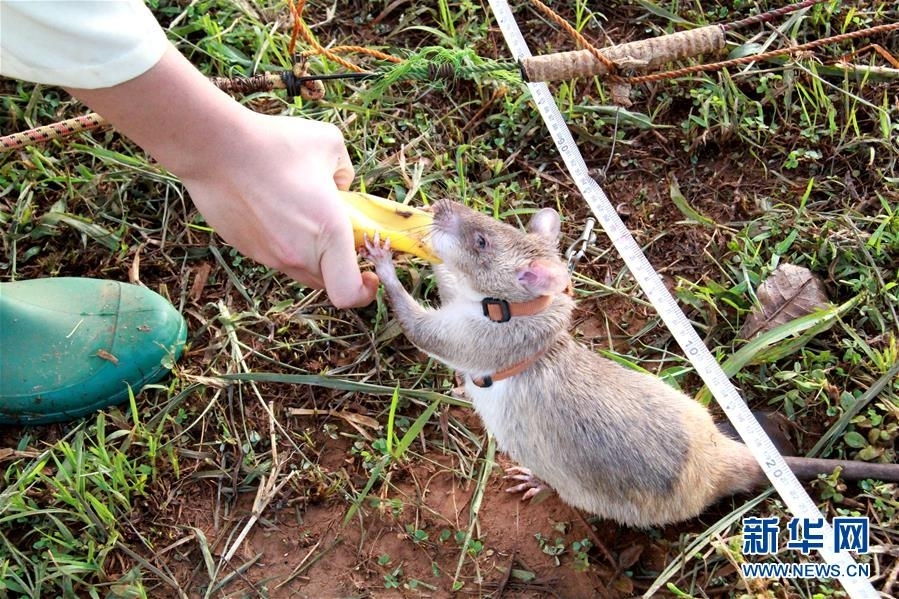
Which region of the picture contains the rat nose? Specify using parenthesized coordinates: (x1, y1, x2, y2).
(432, 198, 451, 216)
(432, 199, 457, 229)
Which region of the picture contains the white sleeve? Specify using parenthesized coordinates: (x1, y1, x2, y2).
(0, 0, 169, 89)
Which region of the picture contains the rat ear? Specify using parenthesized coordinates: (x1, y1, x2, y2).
(527, 208, 561, 241)
(517, 258, 569, 295)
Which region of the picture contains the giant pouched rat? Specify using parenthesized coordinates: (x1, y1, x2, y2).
(363, 199, 899, 527)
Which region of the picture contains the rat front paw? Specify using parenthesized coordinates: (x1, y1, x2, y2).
(362, 232, 395, 271)
(503, 466, 554, 504)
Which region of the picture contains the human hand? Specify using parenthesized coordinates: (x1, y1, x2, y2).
(179, 112, 379, 308)
(68, 45, 378, 309)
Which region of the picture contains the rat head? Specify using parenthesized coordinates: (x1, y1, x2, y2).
(429, 199, 569, 301)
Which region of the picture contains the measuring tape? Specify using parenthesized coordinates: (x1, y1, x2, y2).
(485, 2, 876, 597)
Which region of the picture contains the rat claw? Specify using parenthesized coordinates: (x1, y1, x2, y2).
(503, 466, 552, 503)
(363, 231, 392, 255)
(362, 231, 395, 265)
(504, 481, 535, 494)
(504, 466, 533, 477)
(520, 487, 545, 502)
(503, 473, 532, 484)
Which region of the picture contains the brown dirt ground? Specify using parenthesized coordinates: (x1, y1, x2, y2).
(144, 411, 725, 599)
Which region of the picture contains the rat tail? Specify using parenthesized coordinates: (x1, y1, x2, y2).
(784, 456, 899, 483)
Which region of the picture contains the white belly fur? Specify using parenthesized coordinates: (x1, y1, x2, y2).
(464, 378, 510, 447)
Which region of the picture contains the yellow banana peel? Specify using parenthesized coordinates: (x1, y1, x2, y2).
(340, 191, 440, 263)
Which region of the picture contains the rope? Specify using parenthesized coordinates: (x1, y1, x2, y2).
(0, 113, 107, 151)
(628, 21, 899, 84)
(364, 46, 520, 96)
(208, 72, 283, 95)
(0, 0, 405, 150)
(529, 0, 621, 79)
(722, 0, 828, 31)
(0, 68, 362, 151)
(287, 0, 392, 73)
(2, 0, 895, 150)
(285, 0, 304, 56)
(520, 25, 726, 84)
(312, 45, 402, 64)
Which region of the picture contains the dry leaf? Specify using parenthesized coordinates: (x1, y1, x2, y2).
(610, 574, 635, 595)
(128, 243, 142, 285)
(287, 408, 382, 440)
(190, 262, 212, 304)
(617, 544, 644, 570)
(740, 263, 830, 339)
(0, 448, 42, 462)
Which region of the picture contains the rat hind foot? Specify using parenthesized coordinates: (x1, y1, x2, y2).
(503, 466, 554, 504)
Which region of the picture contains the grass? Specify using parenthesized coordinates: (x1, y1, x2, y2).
(1, 0, 898, 596)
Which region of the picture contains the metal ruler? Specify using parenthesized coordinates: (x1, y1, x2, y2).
(485, 1, 876, 597)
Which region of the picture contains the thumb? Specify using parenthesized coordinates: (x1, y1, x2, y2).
(323, 263, 379, 309)
(333, 146, 355, 191)
(334, 161, 355, 191)
(318, 221, 379, 308)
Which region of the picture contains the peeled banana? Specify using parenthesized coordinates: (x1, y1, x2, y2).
(339, 191, 439, 263)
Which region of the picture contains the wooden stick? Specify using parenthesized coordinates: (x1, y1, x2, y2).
(520, 25, 726, 82)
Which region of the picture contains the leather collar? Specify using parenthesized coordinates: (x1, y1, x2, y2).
(471, 346, 548, 388)
(472, 286, 570, 387)
(481, 295, 553, 323)
(481, 280, 574, 323)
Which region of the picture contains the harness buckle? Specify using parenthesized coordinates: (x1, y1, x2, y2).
(482, 297, 512, 323)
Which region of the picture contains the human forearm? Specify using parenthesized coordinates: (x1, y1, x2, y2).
(65, 44, 247, 179)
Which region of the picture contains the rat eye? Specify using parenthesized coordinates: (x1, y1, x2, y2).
(475, 233, 489, 250)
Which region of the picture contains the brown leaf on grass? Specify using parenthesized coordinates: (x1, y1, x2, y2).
(287, 408, 381, 440)
(189, 262, 212, 304)
(617, 544, 644, 570)
(740, 263, 830, 339)
(0, 448, 42, 462)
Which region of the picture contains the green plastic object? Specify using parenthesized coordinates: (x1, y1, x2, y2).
(0, 277, 187, 425)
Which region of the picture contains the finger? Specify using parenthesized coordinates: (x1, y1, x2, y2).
(325, 267, 379, 309)
(333, 147, 355, 191)
(320, 225, 379, 309)
(361, 270, 380, 294)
